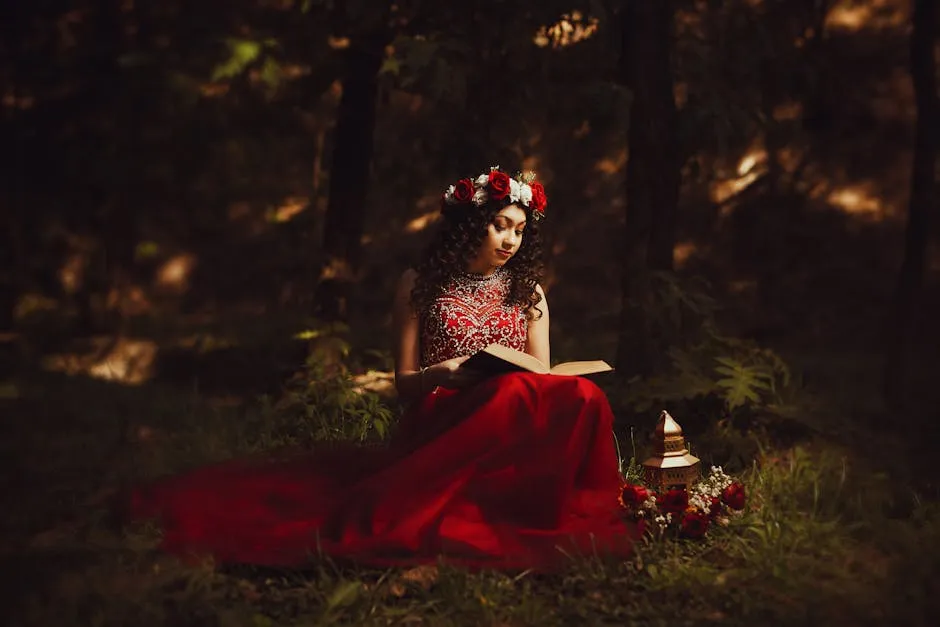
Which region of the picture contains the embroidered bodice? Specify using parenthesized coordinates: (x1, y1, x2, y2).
(420, 268, 528, 367)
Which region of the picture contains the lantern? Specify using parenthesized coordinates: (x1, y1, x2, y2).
(641, 410, 701, 492)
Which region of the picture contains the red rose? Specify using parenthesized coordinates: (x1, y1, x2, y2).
(528, 182, 548, 212)
(659, 488, 689, 514)
(619, 483, 649, 510)
(680, 510, 710, 539)
(708, 496, 721, 518)
(721, 482, 746, 511)
(453, 178, 475, 203)
(488, 170, 511, 200)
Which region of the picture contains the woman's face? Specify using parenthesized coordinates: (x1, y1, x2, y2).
(467, 204, 527, 275)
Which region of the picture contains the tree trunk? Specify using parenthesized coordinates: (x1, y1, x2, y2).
(615, 0, 681, 380)
(315, 30, 387, 322)
(884, 0, 938, 410)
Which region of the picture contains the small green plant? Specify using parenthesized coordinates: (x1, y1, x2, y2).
(274, 353, 395, 444)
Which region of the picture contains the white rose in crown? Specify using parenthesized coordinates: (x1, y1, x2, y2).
(472, 188, 488, 206)
(518, 183, 533, 207)
(508, 178, 522, 203)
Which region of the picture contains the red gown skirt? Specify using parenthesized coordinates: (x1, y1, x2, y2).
(128, 372, 637, 571)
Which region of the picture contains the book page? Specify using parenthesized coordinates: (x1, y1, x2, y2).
(470, 343, 549, 374)
(462, 344, 611, 377)
(548, 360, 613, 377)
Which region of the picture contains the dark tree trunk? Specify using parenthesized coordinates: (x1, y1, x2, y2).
(314, 31, 387, 322)
(0, 5, 22, 333)
(615, 0, 681, 380)
(884, 0, 938, 410)
(77, 0, 133, 335)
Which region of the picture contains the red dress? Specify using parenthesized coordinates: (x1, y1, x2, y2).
(128, 269, 637, 571)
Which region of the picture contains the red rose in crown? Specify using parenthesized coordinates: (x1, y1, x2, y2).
(528, 182, 547, 213)
(487, 170, 512, 200)
(452, 178, 475, 203)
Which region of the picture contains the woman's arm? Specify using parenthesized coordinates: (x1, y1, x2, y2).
(526, 284, 550, 366)
(392, 269, 426, 402)
(392, 270, 478, 403)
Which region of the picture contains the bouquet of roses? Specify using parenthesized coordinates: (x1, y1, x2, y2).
(618, 466, 747, 539)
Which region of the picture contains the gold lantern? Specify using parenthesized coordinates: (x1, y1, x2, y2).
(641, 410, 701, 491)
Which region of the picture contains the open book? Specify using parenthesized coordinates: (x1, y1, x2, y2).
(461, 343, 613, 377)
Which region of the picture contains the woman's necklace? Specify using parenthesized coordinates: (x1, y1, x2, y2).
(453, 266, 504, 286)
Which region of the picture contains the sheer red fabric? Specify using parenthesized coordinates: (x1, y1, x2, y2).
(127, 270, 637, 571)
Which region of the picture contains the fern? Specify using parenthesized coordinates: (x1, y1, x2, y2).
(713, 356, 773, 411)
(621, 272, 798, 419)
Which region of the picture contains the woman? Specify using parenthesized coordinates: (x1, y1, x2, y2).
(128, 167, 637, 571)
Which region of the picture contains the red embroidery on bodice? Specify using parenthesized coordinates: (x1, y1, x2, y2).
(420, 268, 528, 367)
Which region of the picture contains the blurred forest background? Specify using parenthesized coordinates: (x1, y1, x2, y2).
(2, 0, 940, 624)
(3, 0, 937, 421)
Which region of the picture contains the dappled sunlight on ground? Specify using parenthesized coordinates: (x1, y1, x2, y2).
(824, 184, 888, 219)
(351, 370, 396, 399)
(405, 210, 441, 233)
(735, 148, 766, 177)
(534, 11, 599, 49)
(43, 337, 159, 385)
(711, 147, 766, 208)
(269, 196, 309, 223)
(155, 253, 198, 293)
(825, 0, 910, 32)
(595, 150, 627, 176)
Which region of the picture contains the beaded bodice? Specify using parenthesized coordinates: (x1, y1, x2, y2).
(419, 268, 528, 367)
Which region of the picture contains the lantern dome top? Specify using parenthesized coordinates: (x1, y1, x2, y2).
(655, 410, 683, 438)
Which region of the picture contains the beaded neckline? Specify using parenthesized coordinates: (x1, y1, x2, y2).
(453, 267, 506, 283)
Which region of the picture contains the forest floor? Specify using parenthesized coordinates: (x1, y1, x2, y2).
(1, 348, 938, 626)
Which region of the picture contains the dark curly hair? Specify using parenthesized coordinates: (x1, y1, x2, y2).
(411, 195, 545, 320)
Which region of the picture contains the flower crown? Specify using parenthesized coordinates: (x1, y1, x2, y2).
(441, 167, 548, 221)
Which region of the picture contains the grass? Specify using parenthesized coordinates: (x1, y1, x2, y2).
(2, 352, 940, 626)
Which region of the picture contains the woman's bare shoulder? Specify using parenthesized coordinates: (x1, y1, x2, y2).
(395, 268, 418, 301)
(399, 268, 418, 289)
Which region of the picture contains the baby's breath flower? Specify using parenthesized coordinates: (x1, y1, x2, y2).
(688, 494, 709, 513)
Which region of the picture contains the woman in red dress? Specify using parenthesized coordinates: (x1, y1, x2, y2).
(129, 168, 637, 571)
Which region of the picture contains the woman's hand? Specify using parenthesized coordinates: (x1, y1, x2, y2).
(426, 356, 484, 390)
